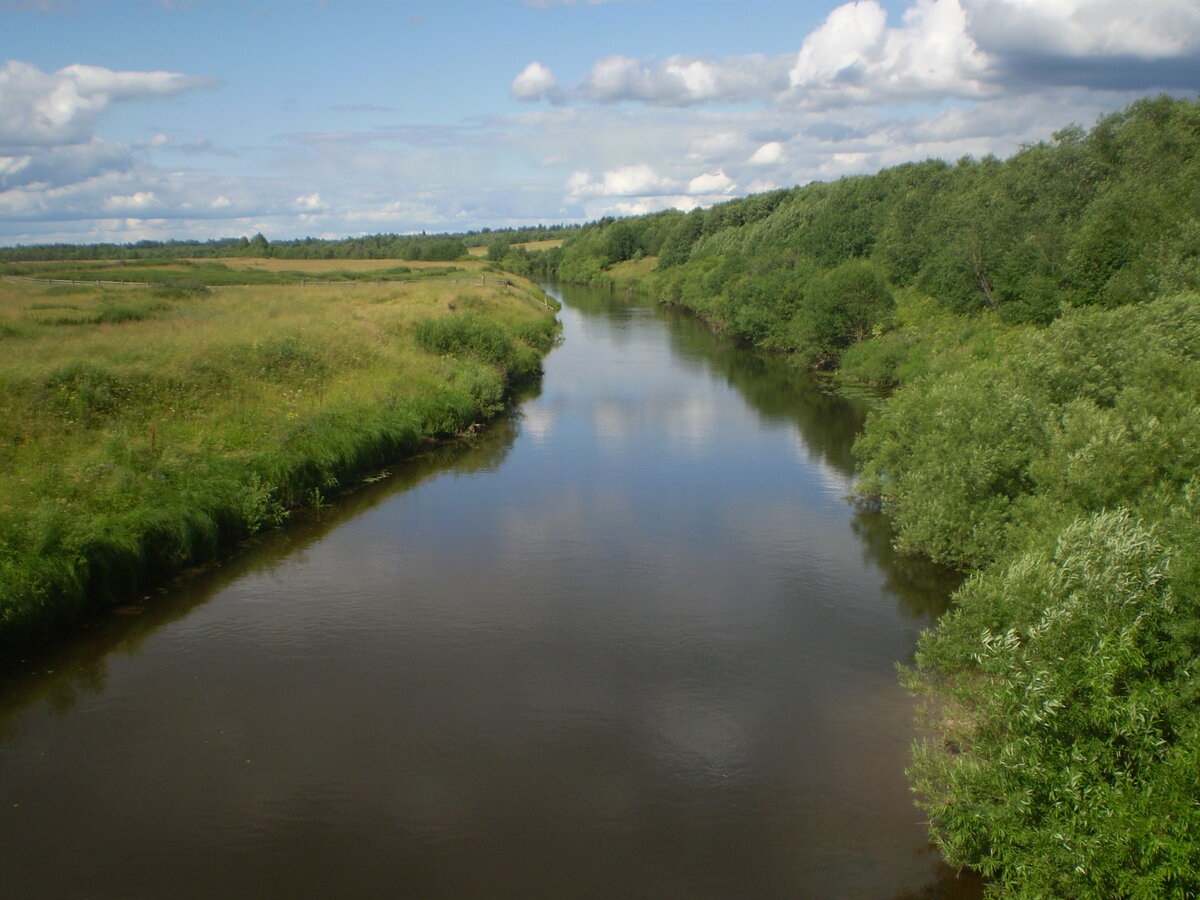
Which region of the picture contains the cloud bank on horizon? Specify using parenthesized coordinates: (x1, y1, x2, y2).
(1, 0, 1198, 245)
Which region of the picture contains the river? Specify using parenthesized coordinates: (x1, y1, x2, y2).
(0, 282, 980, 899)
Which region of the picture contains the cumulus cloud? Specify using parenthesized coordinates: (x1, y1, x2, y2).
(787, 0, 993, 104)
(294, 191, 325, 210)
(745, 178, 780, 193)
(102, 190, 161, 212)
(0, 61, 214, 148)
(0, 59, 230, 238)
(687, 169, 735, 194)
(748, 141, 784, 164)
(8, 1, 1200, 245)
(511, 61, 558, 101)
(566, 162, 679, 197)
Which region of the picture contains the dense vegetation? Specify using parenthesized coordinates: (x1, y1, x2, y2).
(0, 268, 559, 657)
(544, 95, 1200, 898)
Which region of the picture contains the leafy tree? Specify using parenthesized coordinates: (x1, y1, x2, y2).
(794, 260, 895, 366)
(247, 232, 271, 256)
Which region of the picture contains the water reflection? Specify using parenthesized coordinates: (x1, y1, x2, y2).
(660, 303, 870, 476)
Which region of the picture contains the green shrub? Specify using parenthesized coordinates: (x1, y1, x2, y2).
(906, 509, 1200, 898)
(413, 313, 519, 372)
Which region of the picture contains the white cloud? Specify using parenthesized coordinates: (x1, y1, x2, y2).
(294, 191, 324, 210)
(600, 196, 704, 216)
(748, 141, 784, 164)
(787, 0, 993, 105)
(102, 190, 161, 212)
(687, 169, 735, 195)
(566, 162, 679, 197)
(510, 61, 558, 101)
(0, 60, 214, 148)
(745, 178, 780, 193)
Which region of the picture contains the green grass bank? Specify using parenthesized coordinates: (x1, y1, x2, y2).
(0, 266, 559, 659)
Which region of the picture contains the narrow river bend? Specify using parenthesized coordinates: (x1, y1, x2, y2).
(0, 283, 980, 899)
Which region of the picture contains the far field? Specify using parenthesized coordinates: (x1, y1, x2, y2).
(467, 238, 565, 257)
(0, 256, 499, 288)
(206, 256, 490, 273)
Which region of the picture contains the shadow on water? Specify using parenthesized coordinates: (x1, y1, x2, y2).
(852, 505, 967, 621)
(0, 402, 527, 737)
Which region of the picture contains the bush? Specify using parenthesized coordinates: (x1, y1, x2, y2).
(413, 313, 519, 372)
(906, 509, 1200, 899)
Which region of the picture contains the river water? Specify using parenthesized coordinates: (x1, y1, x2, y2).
(0, 282, 980, 899)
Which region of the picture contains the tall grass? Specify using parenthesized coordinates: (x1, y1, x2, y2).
(0, 274, 559, 657)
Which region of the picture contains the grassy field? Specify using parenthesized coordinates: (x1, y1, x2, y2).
(467, 238, 565, 257)
(0, 257, 511, 291)
(207, 257, 489, 273)
(605, 256, 658, 285)
(0, 268, 559, 655)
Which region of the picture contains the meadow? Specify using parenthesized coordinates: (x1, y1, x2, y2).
(0, 256, 486, 289)
(0, 264, 559, 655)
(468, 238, 564, 258)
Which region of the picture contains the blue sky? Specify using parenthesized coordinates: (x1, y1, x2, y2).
(2, 0, 1198, 245)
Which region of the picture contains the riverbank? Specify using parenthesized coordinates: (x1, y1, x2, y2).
(0, 266, 559, 658)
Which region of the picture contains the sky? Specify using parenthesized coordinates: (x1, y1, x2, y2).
(1, 0, 1198, 246)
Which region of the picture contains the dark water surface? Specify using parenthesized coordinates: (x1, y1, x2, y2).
(0, 283, 981, 899)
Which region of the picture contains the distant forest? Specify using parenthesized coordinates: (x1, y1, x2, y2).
(0, 224, 579, 263)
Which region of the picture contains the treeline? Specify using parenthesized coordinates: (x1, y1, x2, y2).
(0, 224, 580, 263)
(547, 94, 1200, 898)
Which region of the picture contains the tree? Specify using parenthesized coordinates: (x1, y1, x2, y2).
(247, 232, 270, 257)
(795, 260, 894, 363)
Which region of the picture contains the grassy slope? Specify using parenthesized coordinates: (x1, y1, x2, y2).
(0, 267, 559, 656)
